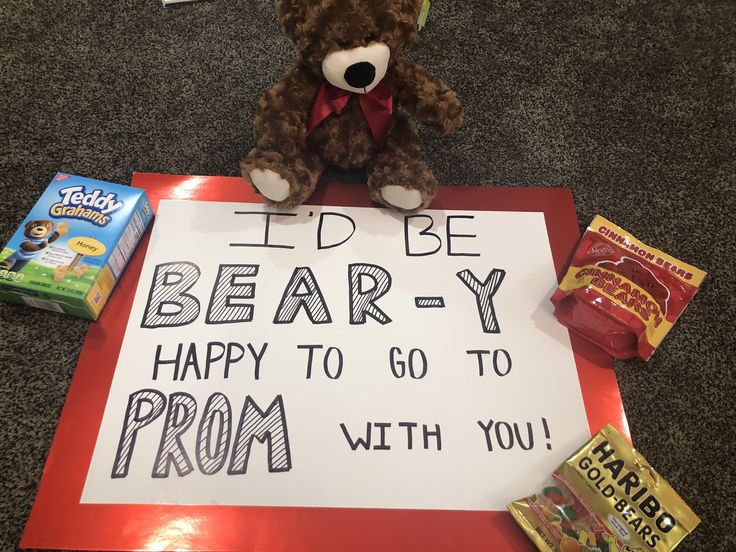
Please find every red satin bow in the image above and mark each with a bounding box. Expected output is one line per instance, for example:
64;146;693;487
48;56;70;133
305;81;393;145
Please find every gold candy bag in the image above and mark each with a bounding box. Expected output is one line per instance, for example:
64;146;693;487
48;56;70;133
508;425;699;551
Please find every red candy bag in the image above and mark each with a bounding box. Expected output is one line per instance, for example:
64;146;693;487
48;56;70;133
551;216;706;360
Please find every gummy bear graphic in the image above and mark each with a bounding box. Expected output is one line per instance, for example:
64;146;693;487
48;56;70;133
598;257;669;315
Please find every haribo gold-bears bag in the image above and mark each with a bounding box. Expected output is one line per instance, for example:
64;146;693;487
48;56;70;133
508;425;699;551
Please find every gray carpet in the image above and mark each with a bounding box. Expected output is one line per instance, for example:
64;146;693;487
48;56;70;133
1;1;734;550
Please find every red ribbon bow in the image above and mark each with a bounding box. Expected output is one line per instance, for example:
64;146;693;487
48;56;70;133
305;81;393;145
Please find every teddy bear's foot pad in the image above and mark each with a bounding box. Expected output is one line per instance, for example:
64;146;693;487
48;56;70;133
380;185;423;211
250;168;291;202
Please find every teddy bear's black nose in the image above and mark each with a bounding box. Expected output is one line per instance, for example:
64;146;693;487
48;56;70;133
344;62;376;89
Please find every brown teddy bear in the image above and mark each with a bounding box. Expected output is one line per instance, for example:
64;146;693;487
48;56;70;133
241;0;463;213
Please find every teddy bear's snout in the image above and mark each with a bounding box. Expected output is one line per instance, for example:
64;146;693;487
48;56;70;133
344;62;376;89
322;42;390;94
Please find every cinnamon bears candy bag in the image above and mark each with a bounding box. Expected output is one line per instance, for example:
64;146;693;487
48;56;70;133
508;424;700;552
551;216;706;360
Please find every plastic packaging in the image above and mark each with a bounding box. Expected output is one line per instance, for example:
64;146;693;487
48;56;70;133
551;216;706;360
508;424;700;552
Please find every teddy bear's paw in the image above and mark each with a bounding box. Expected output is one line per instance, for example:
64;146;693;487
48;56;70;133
380;185;423;211
250;168;291;202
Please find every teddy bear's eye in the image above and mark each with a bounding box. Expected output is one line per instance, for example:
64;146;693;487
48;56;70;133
365;32;377;42
336;38;351;48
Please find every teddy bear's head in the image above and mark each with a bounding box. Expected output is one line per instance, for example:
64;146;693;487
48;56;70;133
24;220;54;239
277;0;422;94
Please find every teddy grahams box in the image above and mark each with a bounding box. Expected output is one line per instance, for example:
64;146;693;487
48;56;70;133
0;173;153;319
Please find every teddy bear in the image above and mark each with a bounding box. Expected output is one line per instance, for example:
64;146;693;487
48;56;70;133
241;0;463;213
1;220;68;273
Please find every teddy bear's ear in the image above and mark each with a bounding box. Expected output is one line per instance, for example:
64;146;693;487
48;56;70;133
390;0;423;20
276;0;308;41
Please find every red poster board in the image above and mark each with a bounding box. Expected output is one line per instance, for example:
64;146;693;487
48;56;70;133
21;174;627;551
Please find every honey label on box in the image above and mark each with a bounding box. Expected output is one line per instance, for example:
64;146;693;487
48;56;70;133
508;425;700;551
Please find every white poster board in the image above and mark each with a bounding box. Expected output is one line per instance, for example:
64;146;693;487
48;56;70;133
82;200;589;511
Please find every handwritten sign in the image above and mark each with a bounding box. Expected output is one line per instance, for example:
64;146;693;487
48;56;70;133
22;177;625;551
80;199;590;511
